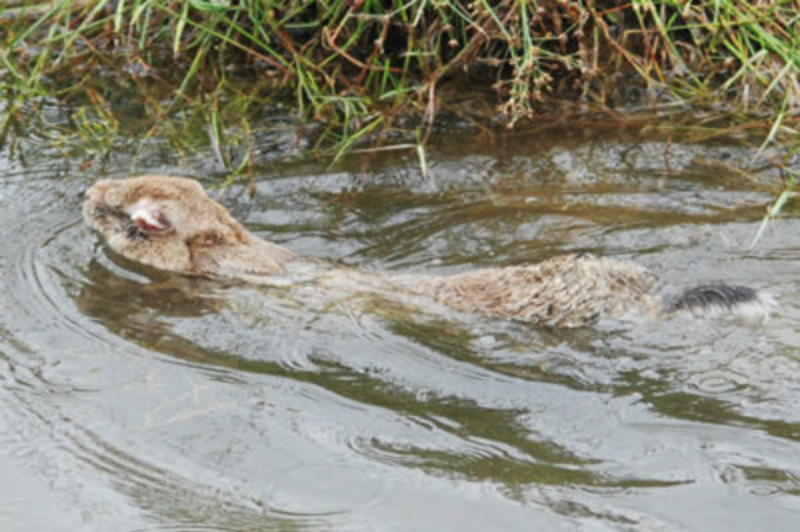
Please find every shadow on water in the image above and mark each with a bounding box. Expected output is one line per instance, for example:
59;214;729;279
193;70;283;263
77;253;686;494
3;121;800;530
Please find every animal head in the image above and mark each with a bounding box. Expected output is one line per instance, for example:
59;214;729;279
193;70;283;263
83;175;249;275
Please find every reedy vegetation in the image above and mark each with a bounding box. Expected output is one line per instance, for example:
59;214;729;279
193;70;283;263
1;0;798;184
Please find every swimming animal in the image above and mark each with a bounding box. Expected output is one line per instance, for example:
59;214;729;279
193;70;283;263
83;175;772;328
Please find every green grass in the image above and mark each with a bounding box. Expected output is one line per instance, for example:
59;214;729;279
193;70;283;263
1;0;798;177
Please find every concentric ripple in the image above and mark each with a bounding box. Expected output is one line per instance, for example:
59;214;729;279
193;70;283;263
2;134;800;531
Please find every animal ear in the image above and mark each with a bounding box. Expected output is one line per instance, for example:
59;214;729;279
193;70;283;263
130;201;172;234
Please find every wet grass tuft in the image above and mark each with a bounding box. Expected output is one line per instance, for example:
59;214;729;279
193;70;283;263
0;0;797;180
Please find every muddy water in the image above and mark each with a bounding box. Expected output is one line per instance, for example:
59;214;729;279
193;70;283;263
2;128;800;531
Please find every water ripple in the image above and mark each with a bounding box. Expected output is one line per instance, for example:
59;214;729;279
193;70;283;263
2;133;800;531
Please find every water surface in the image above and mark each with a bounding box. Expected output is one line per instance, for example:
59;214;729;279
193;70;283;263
2;125;800;531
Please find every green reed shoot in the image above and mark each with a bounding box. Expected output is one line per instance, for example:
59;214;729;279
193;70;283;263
0;0;796;174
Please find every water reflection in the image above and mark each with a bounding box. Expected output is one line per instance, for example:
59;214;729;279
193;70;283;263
2;129;800;530
77;253;641;492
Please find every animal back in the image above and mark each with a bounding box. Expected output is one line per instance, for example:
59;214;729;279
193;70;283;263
413;254;662;327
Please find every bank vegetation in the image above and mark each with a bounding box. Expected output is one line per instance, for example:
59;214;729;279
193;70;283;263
1;0;797;177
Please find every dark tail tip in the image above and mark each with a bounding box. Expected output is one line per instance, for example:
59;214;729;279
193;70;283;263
667;284;773;320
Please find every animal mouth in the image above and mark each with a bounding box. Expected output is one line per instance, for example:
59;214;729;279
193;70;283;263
125;219;150;241
89;205;147;241
89;200;174;242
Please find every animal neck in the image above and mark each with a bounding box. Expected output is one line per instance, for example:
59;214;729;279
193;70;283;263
190;232;299;280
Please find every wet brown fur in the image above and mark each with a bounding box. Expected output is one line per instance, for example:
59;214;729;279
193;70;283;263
83;175;753;328
404;255;662;328
83;176;296;278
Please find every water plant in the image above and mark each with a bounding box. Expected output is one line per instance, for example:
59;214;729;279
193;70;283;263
1;0;797;174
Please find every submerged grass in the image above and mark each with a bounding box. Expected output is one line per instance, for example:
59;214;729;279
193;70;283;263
0;0;798;180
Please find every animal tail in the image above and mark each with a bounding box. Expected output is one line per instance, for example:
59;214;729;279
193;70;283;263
665;284;775;321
